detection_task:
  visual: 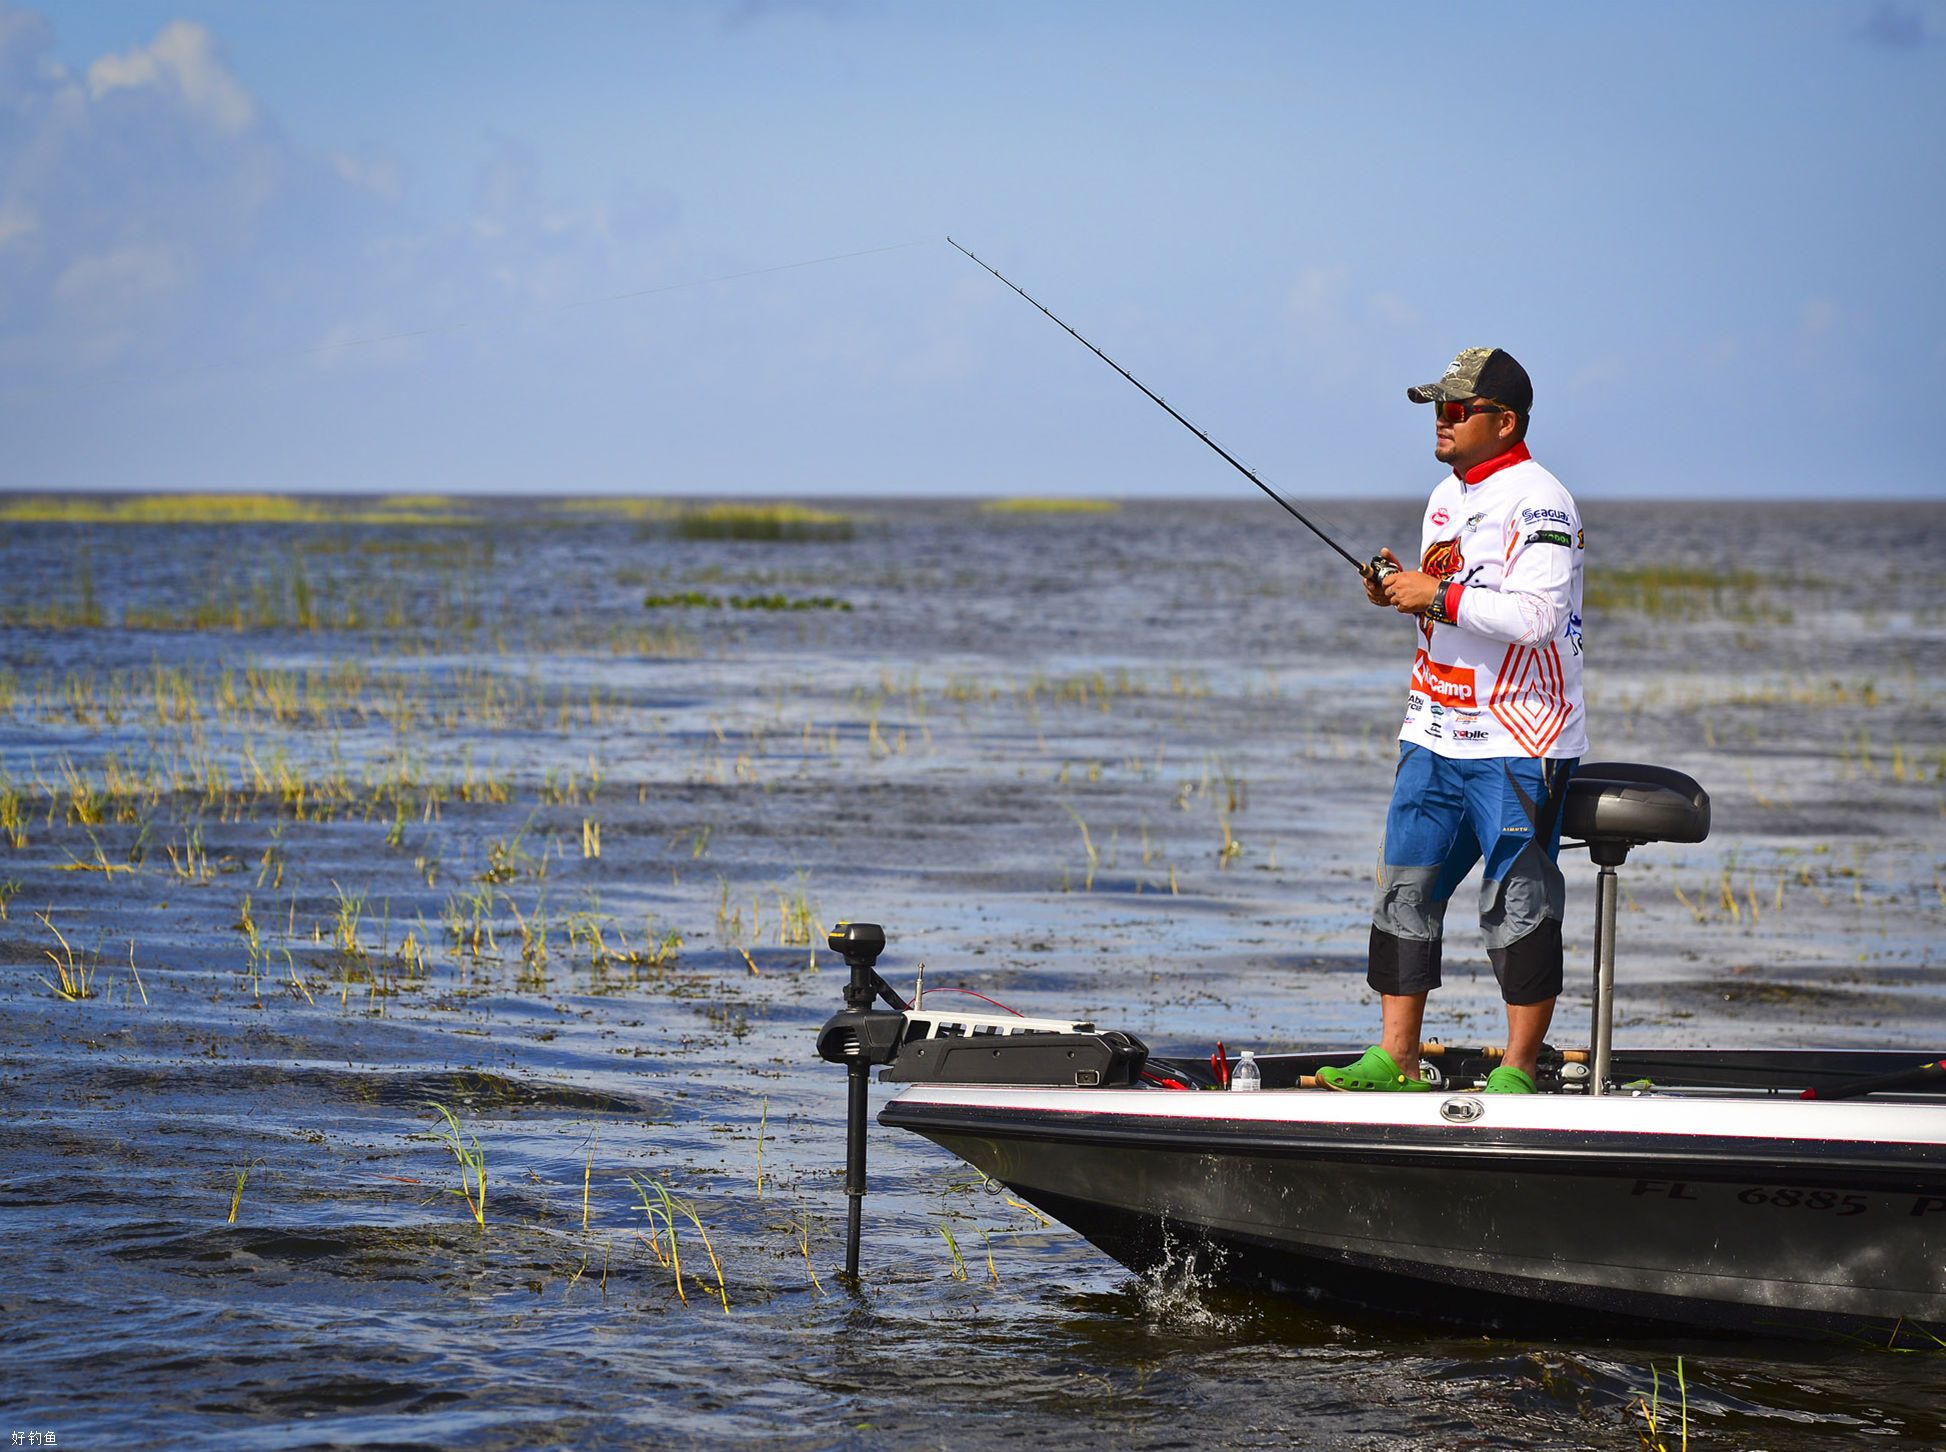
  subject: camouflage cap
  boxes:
[1406,347,1533,415]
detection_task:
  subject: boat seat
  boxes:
[1564,762,1709,865]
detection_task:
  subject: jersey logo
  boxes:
[1421,538,1464,580]
[1411,650,1478,708]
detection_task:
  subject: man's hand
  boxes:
[1382,569,1440,615]
[1363,548,1402,606]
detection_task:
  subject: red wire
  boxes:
[918,986,1025,1017]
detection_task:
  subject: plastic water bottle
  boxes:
[1231,1050,1261,1092]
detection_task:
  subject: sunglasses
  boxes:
[1433,398,1507,424]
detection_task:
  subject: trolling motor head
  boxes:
[816,922,906,1068]
[831,921,888,1009]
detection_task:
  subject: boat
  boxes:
[816,762,1946,1341]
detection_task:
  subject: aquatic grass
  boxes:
[789,1212,826,1297]
[1061,802,1098,891]
[667,503,852,542]
[1633,1356,1688,1450]
[935,1221,969,1281]
[226,1159,260,1224]
[628,1176,729,1312]
[37,911,96,1001]
[582,1137,597,1231]
[331,881,367,960]
[426,1101,487,1231]
[480,815,539,883]
[0,879,19,921]
[642,590,852,611]
[1216,810,1242,869]
[0,492,477,525]
[1585,564,1789,623]
[755,1096,768,1197]
[0,778,26,848]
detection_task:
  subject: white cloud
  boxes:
[0,200,37,249]
[1287,264,1352,329]
[329,148,406,202]
[1367,291,1419,328]
[0,2,679,388]
[87,19,256,135]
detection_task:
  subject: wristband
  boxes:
[1424,581,1464,626]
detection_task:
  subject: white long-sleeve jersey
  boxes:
[1397,445,1587,759]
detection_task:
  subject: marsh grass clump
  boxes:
[642,591,851,612]
[1584,564,1795,623]
[36,910,96,1001]
[666,503,853,542]
[980,497,1120,515]
[0,493,475,526]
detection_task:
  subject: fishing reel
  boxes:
[1363,554,1399,583]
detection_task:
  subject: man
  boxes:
[1318,347,1585,1094]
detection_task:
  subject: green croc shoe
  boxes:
[1483,1064,1537,1094]
[1316,1046,1431,1092]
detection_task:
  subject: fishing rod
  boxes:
[947,237,1392,582]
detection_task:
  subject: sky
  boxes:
[1,0,1942,499]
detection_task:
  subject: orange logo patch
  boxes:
[1411,650,1477,708]
[1421,538,1464,581]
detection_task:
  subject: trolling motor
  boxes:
[814,921,1153,1280]
[814,922,907,1282]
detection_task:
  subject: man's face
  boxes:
[1432,396,1518,473]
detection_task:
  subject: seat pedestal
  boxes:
[1563,763,1712,1096]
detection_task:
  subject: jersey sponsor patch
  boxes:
[1520,506,1573,528]
[1411,649,1478,708]
[1421,538,1464,580]
[1526,529,1574,547]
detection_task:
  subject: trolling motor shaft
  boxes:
[815,921,907,1282]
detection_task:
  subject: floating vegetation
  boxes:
[643,591,851,612]
[1584,564,1796,622]
[0,492,476,526]
[668,503,853,542]
[980,497,1120,514]
[553,494,858,537]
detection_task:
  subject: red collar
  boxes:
[1457,441,1530,486]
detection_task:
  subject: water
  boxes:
[1,496,1943,1449]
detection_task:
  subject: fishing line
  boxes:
[948,236,1386,581]
[15,238,932,397]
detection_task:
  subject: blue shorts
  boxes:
[1368,743,1576,1004]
